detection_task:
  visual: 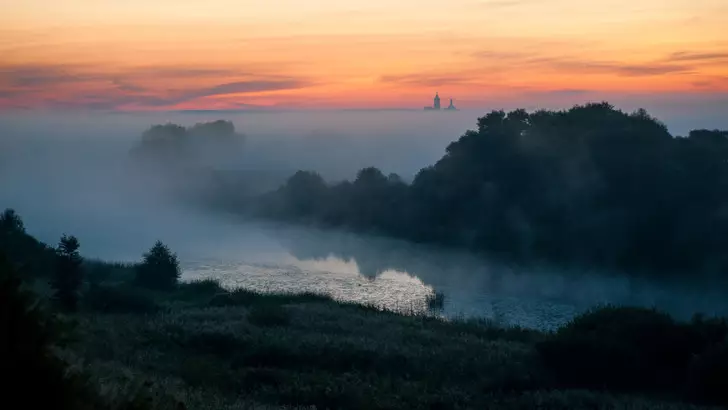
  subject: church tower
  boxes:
[434,92,441,110]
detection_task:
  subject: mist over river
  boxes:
[10,205,728,330]
[3,110,728,329]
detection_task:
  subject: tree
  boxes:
[0,208,25,234]
[1,252,83,408]
[52,235,83,312]
[135,241,180,291]
[254,104,728,274]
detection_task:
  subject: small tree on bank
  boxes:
[135,241,180,291]
[53,235,83,312]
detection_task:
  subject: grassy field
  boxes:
[3,215,726,409]
[56,278,727,410]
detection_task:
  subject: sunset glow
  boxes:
[1,0,727,110]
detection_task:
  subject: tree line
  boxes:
[0,209,181,312]
[257,103,728,274]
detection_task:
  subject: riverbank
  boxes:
[55,277,725,409]
[3,212,728,409]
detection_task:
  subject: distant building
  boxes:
[424,92,457,111]
[424,92,441,110]
[445,98,458,111]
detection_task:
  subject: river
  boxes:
[16,204,728,330]
[4,110,728,329]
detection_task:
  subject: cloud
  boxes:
[0,63,312,110]
[382,52,693,91]
[537,89,591,96]
[379,74,478,87]
[473,0,524,8]
[128,80,312,108]
[127,67,240,78]
[471,51,693,77]
[0,65,104,87]
[189,80,309,98]
[666,51,728,62]
[564,61,691,77]
[112,79,147,93]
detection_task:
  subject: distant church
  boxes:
[424,92,457,111]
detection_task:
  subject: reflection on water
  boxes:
[179,222,728,330]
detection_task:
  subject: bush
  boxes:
[536,306,707,392]
[83,284,161,314]
[134,241,180,291]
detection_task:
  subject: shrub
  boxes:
[536,306,701,392]
[83,284,161,314]
[53,235,84,312]
[248,304,291,327]
[134,241,180,291]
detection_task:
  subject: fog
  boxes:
[2,108,728,328]
[0,108,486,265]
[0,109,481,252]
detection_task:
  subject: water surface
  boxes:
[22,206,728,330]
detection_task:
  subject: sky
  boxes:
[1,0,727,111]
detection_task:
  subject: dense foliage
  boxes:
[134,241,181,291]
[260,103,728,273]
[537,306,728,401]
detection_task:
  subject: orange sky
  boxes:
[1,0,727,110]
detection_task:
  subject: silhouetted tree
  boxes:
[135,241,180,291]
[1,252,83,408]
[52,235,83,312]
[0,208,25,233]
[0,209,56,278]
[130,120,244,167]
[258,103,728,274]
[188,119,236,138]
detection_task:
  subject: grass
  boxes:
[72,297,544,409]
[5,247,726,409]
[63,278,728,410]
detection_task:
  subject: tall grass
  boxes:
[67,278,728,409]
